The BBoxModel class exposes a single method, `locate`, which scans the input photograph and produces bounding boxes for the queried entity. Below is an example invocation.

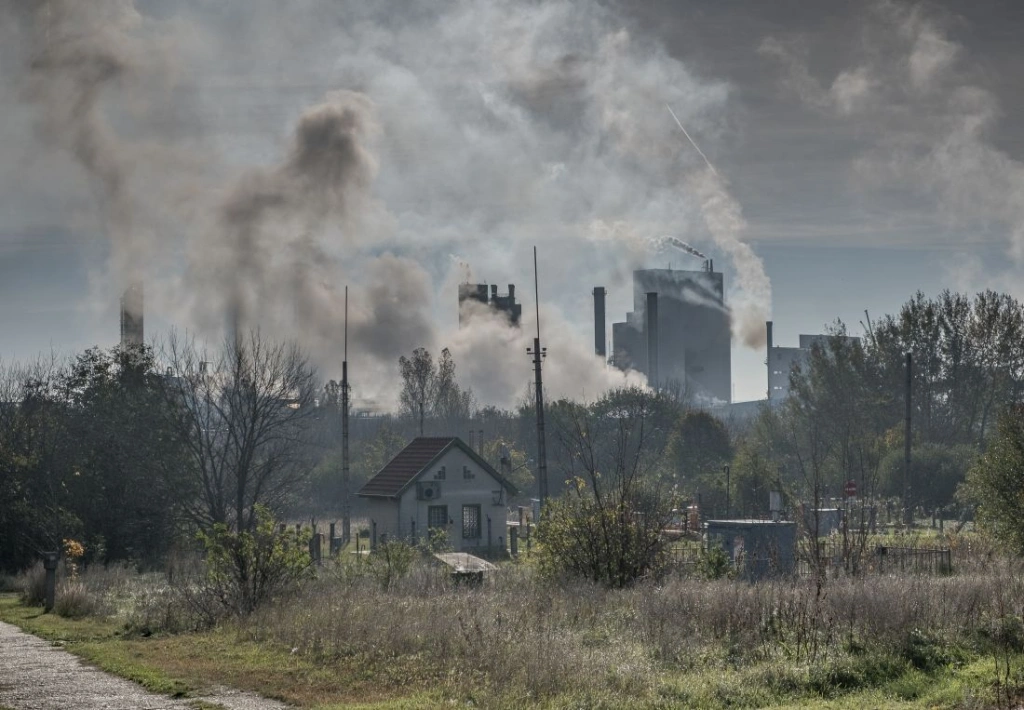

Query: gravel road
[0,621,290,710]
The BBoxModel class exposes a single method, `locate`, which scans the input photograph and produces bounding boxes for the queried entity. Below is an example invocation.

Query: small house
[357,437,518,553]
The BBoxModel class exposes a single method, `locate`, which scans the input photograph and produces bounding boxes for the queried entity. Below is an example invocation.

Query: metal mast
[903,350,912,527]
[527,247,549,506]
[342,287,351,544]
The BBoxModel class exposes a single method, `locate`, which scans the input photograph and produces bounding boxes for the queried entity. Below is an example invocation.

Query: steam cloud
[2,0,774,407]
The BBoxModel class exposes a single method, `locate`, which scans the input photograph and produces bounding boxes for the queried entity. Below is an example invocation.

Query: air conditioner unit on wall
[417,481,442,501]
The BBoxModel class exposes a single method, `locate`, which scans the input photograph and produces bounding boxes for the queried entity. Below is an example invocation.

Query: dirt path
[0,621,290,710]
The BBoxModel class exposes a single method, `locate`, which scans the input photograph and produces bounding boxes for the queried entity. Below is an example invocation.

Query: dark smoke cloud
[201,90,383,336]
[3,0,774,407]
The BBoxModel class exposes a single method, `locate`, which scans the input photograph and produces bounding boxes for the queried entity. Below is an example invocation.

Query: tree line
[2,289,1024,579]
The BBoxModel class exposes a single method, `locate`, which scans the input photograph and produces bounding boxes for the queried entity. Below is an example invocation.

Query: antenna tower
[527,247,549,505]
[342,286,351,544]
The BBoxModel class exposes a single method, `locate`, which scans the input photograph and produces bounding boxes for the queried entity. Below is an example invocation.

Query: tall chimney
[766,321,774,401]
[593,287,606,359]
[120,282,144,347]
[646,291,659,390]
[508,284,515,300]
[490,284,498,302]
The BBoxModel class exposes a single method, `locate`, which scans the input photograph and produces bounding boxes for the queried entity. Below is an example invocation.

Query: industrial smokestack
[766,321,774,401]
[120,282,144,347]
[646,291,659,390]
[593,287,606,360]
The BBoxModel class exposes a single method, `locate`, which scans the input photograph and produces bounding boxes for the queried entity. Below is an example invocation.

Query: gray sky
[1,0,1022,404]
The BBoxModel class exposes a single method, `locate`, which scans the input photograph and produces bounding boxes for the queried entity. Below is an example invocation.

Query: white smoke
[2,0,774,408]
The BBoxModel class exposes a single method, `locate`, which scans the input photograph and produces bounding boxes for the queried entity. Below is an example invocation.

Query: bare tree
[398,347,473,436]
[162,330,319,533]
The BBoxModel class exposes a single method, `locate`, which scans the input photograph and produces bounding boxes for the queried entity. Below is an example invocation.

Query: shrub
[695,545,732,580]
[367,540,415,590]
[192,506,312,619]
[54,580,97,619]
[17,562,47,606]
[535,494,670,588]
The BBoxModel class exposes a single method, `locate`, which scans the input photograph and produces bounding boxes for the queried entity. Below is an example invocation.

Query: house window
[463,466,474,480]
[428,505,448,530]
[435,466,446,480]
[462,504,481,539]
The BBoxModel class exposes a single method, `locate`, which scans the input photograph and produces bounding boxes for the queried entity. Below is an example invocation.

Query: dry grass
[8,550,1024,708]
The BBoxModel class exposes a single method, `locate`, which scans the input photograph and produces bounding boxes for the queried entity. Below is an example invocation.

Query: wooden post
[371,520,377,550]
[486,515,492,555]
[510,526,518,557]
[309,533,322,566]
[411,518,417,546]
[42,552,58,613]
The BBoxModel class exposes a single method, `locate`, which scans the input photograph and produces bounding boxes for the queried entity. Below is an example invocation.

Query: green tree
[60,344,184,566]
[664,410,733,509]
[878,442,976,511]
[961,407,1024,554]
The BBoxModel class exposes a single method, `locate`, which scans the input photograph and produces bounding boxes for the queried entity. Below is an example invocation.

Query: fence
[875,545,952,575]
[796,537,953,577]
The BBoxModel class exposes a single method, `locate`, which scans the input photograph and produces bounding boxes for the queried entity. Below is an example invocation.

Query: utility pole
[903,350,912,527]
[341,287,351,544]
[527,247,549,506]
[723,464,730,519]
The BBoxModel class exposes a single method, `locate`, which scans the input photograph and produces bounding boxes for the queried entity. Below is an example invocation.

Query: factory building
[120,282,144,347]
[766,322,861,400]
[458,283,522,328]
[610,263,731,403]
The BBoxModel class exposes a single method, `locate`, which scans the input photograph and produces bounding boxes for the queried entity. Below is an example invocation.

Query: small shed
[705,519,796,578]
[803,508,844,537]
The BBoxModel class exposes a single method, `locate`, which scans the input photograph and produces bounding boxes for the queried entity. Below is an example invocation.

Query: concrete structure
[705,519,796,578]
[593,287,606,359]
[767,322,862,400]
[458,283,522,327]
[611,265,731,402]
[357,437,518,553]
[119,283,144,347]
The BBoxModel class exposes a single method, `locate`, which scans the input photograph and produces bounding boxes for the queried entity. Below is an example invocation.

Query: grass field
[3,546,1024,709]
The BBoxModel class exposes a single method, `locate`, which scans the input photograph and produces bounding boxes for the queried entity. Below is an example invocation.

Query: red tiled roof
[357,437,456,498]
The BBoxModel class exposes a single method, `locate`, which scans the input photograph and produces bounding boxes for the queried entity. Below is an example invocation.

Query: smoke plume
[2,0,774,408]
[689,171,772,348]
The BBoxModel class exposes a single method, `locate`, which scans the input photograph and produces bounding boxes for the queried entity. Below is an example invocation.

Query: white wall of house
[366,447,510,552]
[362,497,399,538]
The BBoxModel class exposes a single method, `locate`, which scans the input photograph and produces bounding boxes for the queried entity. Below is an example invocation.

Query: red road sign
[844,480,857,498]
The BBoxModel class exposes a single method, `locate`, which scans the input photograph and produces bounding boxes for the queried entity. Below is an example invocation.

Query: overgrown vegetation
[5,549,1024,709]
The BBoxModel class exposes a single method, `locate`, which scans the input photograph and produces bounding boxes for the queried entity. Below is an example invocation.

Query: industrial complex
[608,261,732,403]
[119,251,836,410]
